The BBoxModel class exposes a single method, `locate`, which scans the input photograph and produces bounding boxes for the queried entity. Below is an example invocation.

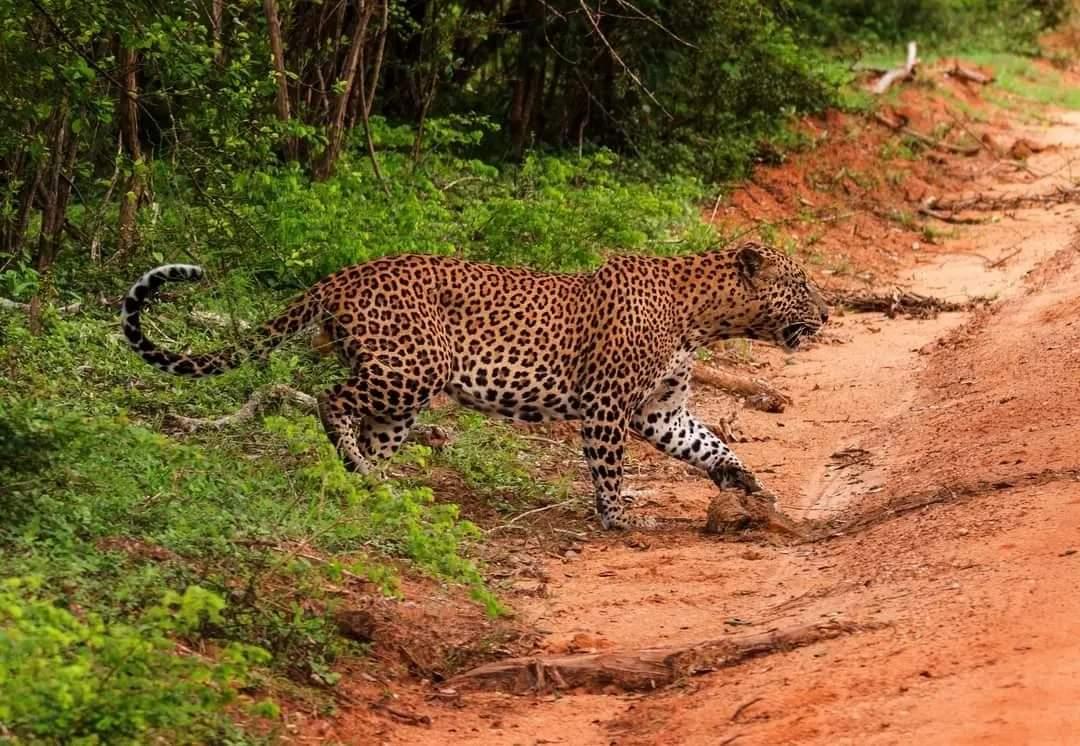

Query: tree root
[810,466,1080,543]
[873,112,981,156]
[446,620,878,694]
[922,185,1080,213]
[829,288,988,319]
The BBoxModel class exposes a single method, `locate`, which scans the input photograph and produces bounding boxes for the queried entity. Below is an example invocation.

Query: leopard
[121,242,828,529]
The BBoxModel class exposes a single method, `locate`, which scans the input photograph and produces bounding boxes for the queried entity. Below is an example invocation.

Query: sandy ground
[297,106,1080,744]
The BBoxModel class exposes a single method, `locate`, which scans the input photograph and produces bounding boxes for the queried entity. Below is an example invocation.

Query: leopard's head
[722,242,829,351]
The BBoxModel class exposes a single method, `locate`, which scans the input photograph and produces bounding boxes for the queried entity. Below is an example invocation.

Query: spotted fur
[122,243,828,529]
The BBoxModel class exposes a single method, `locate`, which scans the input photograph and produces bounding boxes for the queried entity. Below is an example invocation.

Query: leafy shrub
[0,577,272,745]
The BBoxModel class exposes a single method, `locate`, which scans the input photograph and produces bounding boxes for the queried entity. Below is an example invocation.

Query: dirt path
[341,112,1080,746]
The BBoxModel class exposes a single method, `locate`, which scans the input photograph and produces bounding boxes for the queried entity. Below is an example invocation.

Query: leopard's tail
[121,264,321,377]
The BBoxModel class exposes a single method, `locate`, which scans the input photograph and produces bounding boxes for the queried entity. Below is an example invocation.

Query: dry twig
[871,42,918,94]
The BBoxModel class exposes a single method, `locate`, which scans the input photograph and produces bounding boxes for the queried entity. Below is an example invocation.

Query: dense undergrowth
[1,0,1076,741]
[0,145,713,743]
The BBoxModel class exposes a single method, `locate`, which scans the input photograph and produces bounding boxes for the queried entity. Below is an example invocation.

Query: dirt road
[318,109,1080,745]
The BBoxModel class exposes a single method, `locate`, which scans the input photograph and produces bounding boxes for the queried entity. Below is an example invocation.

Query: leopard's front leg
[633,403,772,500]
[581,414,656,530]
[708,452,774,503]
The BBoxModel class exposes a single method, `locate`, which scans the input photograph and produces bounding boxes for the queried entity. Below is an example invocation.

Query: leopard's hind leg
[318,355,448,473]
[317,381,374,474]
[358,412,418,461]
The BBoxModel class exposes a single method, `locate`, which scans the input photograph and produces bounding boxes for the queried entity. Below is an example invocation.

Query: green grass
[958,51,1080,110]
[433,411,574,514]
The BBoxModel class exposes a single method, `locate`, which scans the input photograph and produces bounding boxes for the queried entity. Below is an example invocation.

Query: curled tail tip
[123,263,204,310]
[122,263,208,374]
[137,263,205,289]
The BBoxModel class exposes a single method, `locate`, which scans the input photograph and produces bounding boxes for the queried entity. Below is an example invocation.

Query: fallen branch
[487,498,580,534]
[370,701,432,727]
[166,384,317,432]
[692,365,792,413]
[987,246,1022,268]
[731,696,764,723]
[829,288,987,319]
[871,41,918,94]
[917,206,986,225]
[189,309,251,330]
[166,384,451,447]
[447,620,875,693]
[1,297,82,314]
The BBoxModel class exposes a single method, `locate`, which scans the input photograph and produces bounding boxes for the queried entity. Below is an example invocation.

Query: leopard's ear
[736,244,775,282]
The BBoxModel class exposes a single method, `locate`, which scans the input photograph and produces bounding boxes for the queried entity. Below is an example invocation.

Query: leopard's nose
[820,305,830,324]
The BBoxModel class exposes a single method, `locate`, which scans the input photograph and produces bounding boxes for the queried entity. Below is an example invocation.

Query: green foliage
[960,51,1080,110]
[630,1,850,180]
[143,140,711,287]
[436,411,571,513]
[0,306,500,696]
[795,0,1062,53]
[0,577,272,745]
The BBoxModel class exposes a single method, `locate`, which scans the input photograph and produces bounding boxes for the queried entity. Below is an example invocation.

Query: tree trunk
[263,0,297,161]
[34,103,73,275]
[314,1,374,182]
[29,104,78,334]
[364,0,389,118]
[3,149,44,256]
[211,0,225,66]
[509,0,545,159]
[116,43,145,258]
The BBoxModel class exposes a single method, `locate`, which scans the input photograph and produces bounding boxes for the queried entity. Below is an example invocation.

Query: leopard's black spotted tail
[121,264,320,377]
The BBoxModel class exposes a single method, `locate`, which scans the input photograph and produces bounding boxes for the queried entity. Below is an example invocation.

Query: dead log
[917,206,986,225]
[692,364,792,413]
[166,384,318,432]
[871,41,918,94]
[447,620,874,694]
